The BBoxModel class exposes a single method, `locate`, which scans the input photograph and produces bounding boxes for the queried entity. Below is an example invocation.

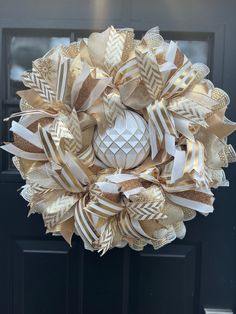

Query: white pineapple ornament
[93,110,150,169]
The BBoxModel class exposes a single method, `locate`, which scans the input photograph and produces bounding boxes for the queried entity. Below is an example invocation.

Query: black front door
[0,1,235,313]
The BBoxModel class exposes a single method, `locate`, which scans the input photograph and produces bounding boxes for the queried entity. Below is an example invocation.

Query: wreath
[2,26,236,255]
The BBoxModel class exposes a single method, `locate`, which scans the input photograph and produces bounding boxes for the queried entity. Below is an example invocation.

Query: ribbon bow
[1,26,236,255]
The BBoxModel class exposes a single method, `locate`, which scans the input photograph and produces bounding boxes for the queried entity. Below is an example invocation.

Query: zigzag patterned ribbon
[135,42,163,100]
[28,188,79,230]
[65,109,83,155]
[22,71,56,103]
[97,218,117,256]
[49,118,74,148]
[104,26,126,76]
[103,89,125,127]
[167,96,212,127]
[42,192,78,229]
[134,38,200,165]
[126,199,165,220]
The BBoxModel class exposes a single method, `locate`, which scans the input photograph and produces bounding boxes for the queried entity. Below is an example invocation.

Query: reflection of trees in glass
[177,41,208,65]
[9,37,70,98]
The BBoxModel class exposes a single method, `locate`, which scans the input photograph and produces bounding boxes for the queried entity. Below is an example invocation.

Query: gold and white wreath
[2,26,236,255]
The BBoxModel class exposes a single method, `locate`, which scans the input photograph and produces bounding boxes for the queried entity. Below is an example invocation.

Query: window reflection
[177,40,208,64]
[9,36,70,98]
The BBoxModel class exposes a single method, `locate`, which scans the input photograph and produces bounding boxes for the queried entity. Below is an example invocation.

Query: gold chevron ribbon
[3,25,236,257]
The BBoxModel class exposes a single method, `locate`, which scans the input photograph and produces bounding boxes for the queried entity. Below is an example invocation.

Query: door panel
[129,244,197,314]
[13,240,80,314]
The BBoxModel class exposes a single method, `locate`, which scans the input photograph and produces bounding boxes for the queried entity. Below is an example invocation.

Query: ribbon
[2,25,236,256]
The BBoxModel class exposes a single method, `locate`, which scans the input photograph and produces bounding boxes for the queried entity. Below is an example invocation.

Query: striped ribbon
[166,188,214,214]
[56,57,71,102]
[184,139,205,176]
[50,166,84,193]
[86,185,124,219]
[147,99,177,157]
[161,61,196,99]
[114,56,140,86]
[39,126,64,164]
[118,211,142,240]
[78,145,95,167]
[148,99,177,138]
[118,211,155,241]
[74,195,100,250]
[39,125,93,193]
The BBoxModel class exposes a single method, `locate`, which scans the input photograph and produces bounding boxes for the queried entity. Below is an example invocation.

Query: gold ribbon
[3,25,236,256]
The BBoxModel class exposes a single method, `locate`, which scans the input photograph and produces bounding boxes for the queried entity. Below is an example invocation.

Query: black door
[0,1,235,314]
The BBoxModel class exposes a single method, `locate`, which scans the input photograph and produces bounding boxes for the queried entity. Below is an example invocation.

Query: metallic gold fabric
[1,26,236,255]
